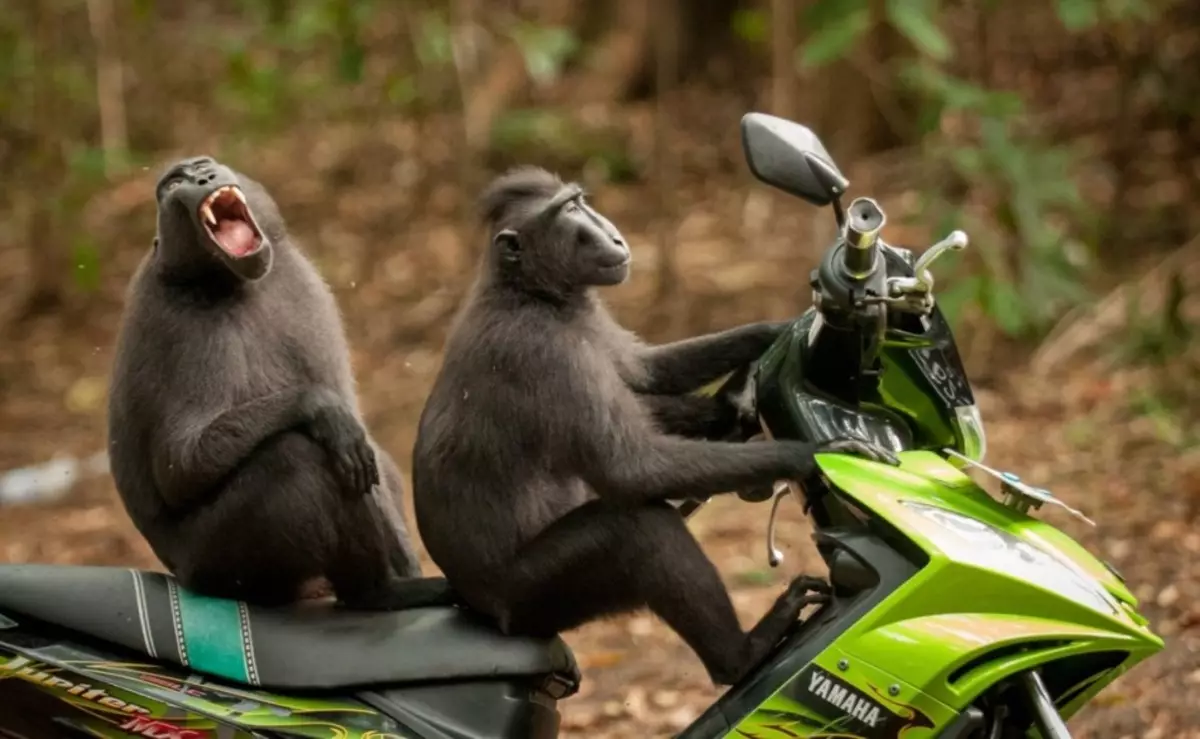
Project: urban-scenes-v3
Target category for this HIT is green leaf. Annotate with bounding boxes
[982,279,1027,336]
[900,64,1024,117]
[289,2,329,45]
[415,12,454,67]
[885,0,951,61]
[336,39,365,82]
[731,9,769,45]
[386,74,419,107]
[733,568,778,587]
[1055,0,1100,30]
[71,237,101,292]
[797,4,871,68]
[131,0,156,22]
[66,146,109,182]
[936,274,983,325]
[509,24,579,85]
[803,0,867,29]
[330,0,366,82]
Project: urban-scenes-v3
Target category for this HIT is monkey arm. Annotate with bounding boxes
[582,431,818,504]
[568,375,817,501]
[635,321,788,395]
[152,387,323,512]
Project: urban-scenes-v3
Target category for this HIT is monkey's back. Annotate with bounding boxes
[412,292,644,581]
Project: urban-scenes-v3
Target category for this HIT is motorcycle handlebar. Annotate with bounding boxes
[840,197,886,279]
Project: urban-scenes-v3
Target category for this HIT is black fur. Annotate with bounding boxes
[108,156,448,610]
[413,167,891,685]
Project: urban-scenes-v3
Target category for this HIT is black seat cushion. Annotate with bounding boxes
[0,564,578,691]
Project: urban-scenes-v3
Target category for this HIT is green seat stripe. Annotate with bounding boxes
[174,586,250,683]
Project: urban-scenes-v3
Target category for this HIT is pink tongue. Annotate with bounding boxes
[214,219,257,257]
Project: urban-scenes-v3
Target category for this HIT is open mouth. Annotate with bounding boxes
[198,186,263,258]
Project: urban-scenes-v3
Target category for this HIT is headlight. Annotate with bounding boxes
[899,500,1119,616]
[952,404,987,463]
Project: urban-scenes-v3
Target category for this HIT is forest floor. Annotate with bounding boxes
[0,98,1197,738]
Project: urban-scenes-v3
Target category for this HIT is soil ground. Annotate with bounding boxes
[0,105,1196,738]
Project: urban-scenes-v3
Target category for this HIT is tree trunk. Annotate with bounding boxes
[464,0,581,149]
[85,0,126,179]
[801,0,917,161]
[21,0,70,320]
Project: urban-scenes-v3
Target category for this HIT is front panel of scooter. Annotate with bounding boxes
[669,112,1165,739]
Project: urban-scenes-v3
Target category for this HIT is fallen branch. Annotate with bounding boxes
[1030,233,1200,375]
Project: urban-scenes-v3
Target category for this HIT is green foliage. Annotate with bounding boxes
[929,111,1093,336]
[489,108,637,184]
[1055,0,1155,30]
[731,9,769,46]
[1128,386,1194,448]
[797,0,871,69]
[793,0,1175,339]
[414,10,455,68]
[884,0,950,61]
[1117,271,1193,365]
[507,22,579,87]
[70,236,102,292]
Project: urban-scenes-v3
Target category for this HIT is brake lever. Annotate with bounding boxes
[874,229,970,317]
[766,482,790,567]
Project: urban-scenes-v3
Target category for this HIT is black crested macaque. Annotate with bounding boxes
[108,156,449,610]
[412,167,897,686]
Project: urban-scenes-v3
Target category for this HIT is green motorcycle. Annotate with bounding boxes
[0,112,1161,738]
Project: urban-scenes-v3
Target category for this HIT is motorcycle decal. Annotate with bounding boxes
[0,653,155,718]
[0,643,413,738]
[0,643,412,739]
[0,651,227,737]
[727,663,937,739]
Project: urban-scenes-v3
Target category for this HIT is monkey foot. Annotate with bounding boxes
[788,574,832,596]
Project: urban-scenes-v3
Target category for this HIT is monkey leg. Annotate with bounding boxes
[328,447,457,610]
[171,434,338,607]
[168,432,443,610]
[487,501,828,686]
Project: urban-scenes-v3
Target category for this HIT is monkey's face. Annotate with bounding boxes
[495,187,631,294]
[558,195,630,287]
[155,156,274,282]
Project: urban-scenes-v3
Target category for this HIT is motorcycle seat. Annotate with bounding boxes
[0,564,579,693]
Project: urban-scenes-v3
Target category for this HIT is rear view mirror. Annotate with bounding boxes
[740,113,849,207]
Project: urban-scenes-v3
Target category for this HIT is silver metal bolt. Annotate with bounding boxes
[888,684,900,696]
[837,659,849,671]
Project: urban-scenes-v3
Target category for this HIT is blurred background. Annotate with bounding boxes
[0,0,1197,735]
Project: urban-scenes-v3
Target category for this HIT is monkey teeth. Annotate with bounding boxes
[199,184,261,258]
[199,185,246,226]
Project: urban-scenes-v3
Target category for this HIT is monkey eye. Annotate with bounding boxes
[165,179,183,192]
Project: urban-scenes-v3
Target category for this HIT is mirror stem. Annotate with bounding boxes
[831,197,846,230]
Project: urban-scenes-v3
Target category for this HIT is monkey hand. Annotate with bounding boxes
[816,438,901,467]
[303,392,380,497]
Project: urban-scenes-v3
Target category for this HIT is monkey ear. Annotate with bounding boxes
[494,229,521,264]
